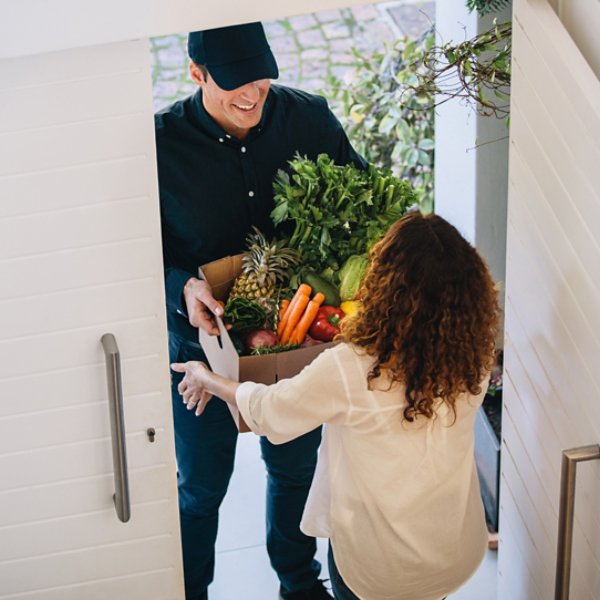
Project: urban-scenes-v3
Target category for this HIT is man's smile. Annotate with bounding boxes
[233,102,258,112]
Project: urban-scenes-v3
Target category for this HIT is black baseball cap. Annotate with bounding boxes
[187,22,279,91]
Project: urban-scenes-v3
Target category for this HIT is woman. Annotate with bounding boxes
[172,212,500,600]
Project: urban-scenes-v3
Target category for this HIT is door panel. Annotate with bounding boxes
[0,159,152,218]
[0,39,183,598]
[1,537,180,597]
[1,465,173,526]
[0,434,166,492]
[0,355,164,416]
[0,195,157,259]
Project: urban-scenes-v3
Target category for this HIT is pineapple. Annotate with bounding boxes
[229,227,300,316]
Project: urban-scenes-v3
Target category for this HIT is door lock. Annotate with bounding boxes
[146,427,156,443]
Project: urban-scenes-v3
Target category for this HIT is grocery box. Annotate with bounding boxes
[198,255,334,432]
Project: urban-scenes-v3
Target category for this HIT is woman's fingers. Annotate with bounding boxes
[182,386,198,406]
[182,386,213,414]
[195,390,213,416]
[172,361,213,416]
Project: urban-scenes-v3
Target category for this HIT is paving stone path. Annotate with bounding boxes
[151,1,434,111]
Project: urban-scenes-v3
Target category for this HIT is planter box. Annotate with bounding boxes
[474,396,502,532]
[198,255,334,432]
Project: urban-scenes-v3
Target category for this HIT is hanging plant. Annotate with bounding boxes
[410,20,512,119]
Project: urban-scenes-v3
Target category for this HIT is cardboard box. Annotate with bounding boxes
[198,255,334,432]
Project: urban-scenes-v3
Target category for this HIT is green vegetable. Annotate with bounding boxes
[302,272,341,307]
[271,153,415,276]
[250,343,300,355]
[339,254,369,301]
[223,297,267,332]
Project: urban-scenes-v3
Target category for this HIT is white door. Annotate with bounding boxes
[0,39,184,598]
[501,0,600,598]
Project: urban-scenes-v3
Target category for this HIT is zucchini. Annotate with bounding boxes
[302,272,341,307]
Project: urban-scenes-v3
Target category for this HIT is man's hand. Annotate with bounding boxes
[183,277,224,335]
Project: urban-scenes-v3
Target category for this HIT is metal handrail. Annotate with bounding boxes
[554,444,600,599]
[101,333,131,523]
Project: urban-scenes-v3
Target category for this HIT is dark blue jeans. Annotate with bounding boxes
[328,544,360,600]
[170,335,322,598]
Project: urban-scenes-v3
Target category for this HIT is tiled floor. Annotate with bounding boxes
[209,433,498,599]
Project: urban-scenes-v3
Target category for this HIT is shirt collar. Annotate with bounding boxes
[190,88,274,143]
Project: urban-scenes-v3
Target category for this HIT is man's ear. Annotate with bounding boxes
[189,61,206,87]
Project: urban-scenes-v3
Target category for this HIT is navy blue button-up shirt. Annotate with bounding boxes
[155,84,365,344]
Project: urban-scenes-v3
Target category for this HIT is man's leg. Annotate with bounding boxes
[327,544,360,600]
[260,427,324,593]
[170,336,238,600]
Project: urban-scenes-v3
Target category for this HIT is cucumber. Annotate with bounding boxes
[302,272,341,307]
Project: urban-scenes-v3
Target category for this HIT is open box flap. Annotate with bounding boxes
[198,316,239,382]
[199,255,243,301]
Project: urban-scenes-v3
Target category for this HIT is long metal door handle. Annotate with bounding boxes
[554,444,600,599]
[101,333,131,523]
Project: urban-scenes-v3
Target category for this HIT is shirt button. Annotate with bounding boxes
[248,190,255,197]
[218,138,224,143]
[241,146,247,153]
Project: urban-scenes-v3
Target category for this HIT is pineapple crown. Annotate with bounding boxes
[242,226,300,287]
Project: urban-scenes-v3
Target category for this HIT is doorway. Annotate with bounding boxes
[149,2,500,598]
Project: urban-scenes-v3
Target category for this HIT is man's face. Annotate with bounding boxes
[191,63,270,140]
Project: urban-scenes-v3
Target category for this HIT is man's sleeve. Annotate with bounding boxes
[164,266,193,317]
[322,99,368,169]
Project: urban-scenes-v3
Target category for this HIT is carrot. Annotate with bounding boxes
[278,299,290,324]
[311,292,326,306]
[289,293,326,345]
[277,284,312,337]
[280,293,311,345]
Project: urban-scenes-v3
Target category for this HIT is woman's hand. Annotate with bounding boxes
[171,361,214,416]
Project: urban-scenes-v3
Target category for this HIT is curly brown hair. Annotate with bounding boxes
[341,212,500,422]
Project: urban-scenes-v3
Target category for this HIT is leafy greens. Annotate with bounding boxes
[271,153,415,278]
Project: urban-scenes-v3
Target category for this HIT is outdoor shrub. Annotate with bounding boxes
[325,29,435,213]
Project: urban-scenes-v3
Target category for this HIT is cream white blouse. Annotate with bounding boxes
[236,343,488,600]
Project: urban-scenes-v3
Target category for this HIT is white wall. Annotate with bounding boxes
[500,0,600,597]
[559,0,600,78]
[0,0,369,59]
[434,1,511,318]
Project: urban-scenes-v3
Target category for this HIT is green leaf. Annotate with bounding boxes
[391,141,407,160]
[417,150,431,166]
[418,138,435,151]
[378,113,398,135]
[406,148,420,167]
[394,118,411,140]
[270,202,289,225]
